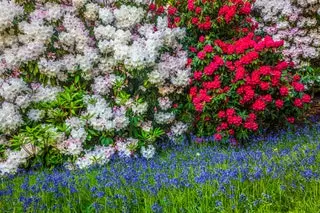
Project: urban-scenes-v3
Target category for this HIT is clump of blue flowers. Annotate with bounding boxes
[1,121,320,212]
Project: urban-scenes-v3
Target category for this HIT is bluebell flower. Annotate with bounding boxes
[253,199,260,207]
[239,193,247,202]
[253,167,263,180]
[151,203,162,213]
[280,185,286,191]
[69,186,78,193]
[215,200,222,207]
[262,193,272,201]
[301,169,314,180]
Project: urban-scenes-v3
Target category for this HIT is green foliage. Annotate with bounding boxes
[11,124,57,148]
[0,144,5,159]
[301,66,320,95]
[99,136,113,146]
[20,62,54,86]
[10,124,64,168]
[138,128,165,144]
[34,84,85,124]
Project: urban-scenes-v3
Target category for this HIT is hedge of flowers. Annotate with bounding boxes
[253,0,320,68]
[165,0,311,142]
[0,0,191,174]
[0,0,315,175]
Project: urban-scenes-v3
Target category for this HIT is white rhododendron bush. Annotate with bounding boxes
[0,0,191,174]
[254,0,320,67]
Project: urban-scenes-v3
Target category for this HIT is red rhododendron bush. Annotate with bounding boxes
[160,0,311,142]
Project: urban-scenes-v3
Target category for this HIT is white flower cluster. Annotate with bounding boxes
[84,95,130,131]
[149,50,190,88]
[254,0,320,67]
[0,0,190,174]
[57,116,88,156]
[116,138,138,158]
[31,85,63,103]
[66,116,86,130]
[140,145,155,159]
[0,0,23,32]
[0,102,23,134]
[57,138,83,156]
[158,97,172,110]
[91,74,117,95]
[0,17,53,72]
[114,5,145,29]
[154,112,175,124]
[27,109,45,122]
[170,122,188,137]
[75,145,115,169]
[0,77,30,102]
[132,102,148,115]
[0,143,37,175]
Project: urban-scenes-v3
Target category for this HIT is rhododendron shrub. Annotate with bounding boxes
[253,0,320,91]
[253,0,320,68]
[161,0,257,44]
[189,33,310,142]
[0,0,191,174]
[163,0,311,142]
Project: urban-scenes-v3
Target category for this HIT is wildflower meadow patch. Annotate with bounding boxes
[1,121,320,212]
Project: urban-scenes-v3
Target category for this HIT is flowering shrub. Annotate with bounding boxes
[253,0,320,68]
[0,0,191,174]
[164,0,311,142]
[190,33,310,142]
[162,0,257,43]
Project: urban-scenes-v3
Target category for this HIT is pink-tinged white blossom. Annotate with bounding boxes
[91,74,117,95]
[141,145,155,159]
[75,145,115,169]
[254,0,320,66]
[0,0,23,32]
[0,143,37,175]
[57,138,83,156]
[0,102,23,134]
[27,109,45,122]
[158,97,172,110]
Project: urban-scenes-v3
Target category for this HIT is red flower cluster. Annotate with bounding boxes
[148,4,165,15]
[215,34,284,55]
[244,113,258,131]
[190,87,212,112]
[167,0,256,32]
[203,56,224,75]
[218,0,252,23]
[189,33,310,141]
[218,5,237,23]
